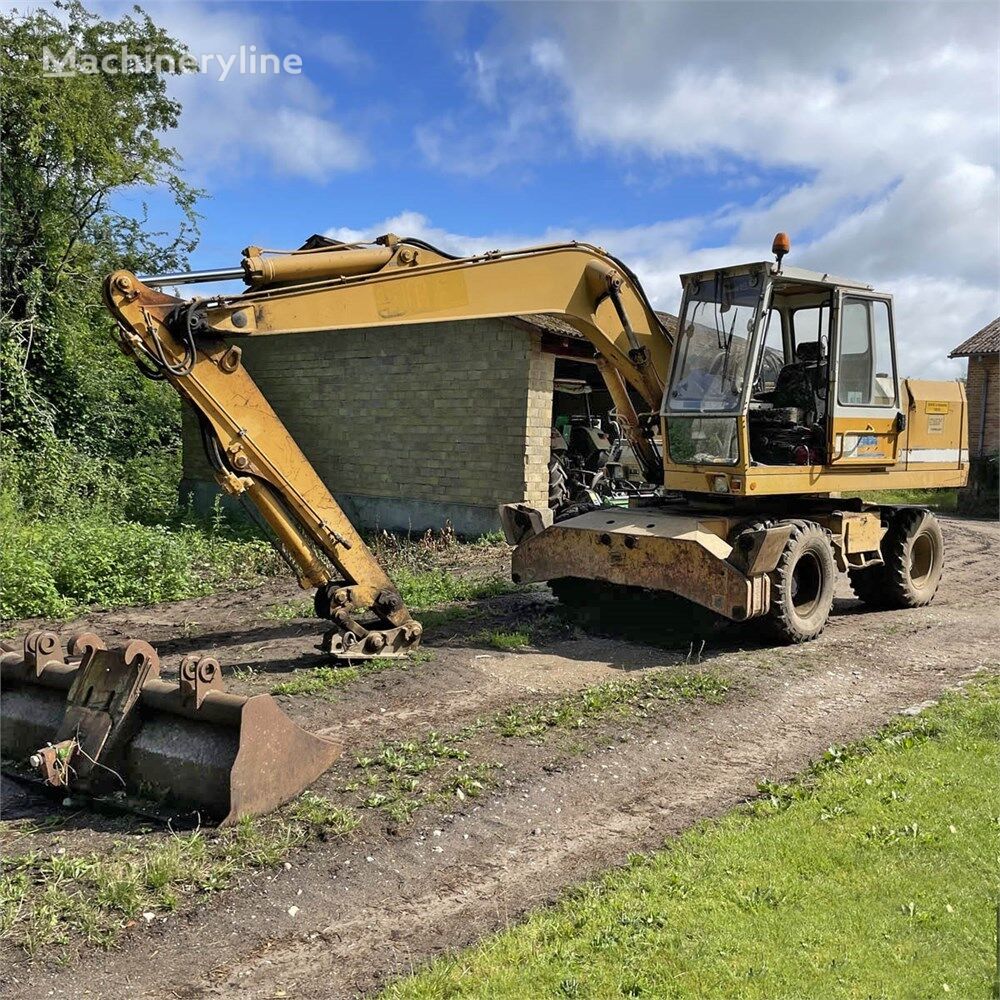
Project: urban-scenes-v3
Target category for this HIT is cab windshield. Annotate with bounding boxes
[666,270,764,413]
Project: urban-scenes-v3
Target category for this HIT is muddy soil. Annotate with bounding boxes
[2,514,998,999]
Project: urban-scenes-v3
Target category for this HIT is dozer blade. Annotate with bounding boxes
[500,504,773,622]
[0,631,340,825]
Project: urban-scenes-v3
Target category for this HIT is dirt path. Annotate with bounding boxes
[3,515,997,999]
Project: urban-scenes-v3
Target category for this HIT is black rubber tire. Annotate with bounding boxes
[846,562,889,607]
[548,456,568,509]
[849,509,943,609]
[764,521,837,643]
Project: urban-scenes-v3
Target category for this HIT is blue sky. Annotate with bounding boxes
[29,0,1000,377]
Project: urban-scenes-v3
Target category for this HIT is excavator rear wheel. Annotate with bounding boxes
[764,520,836,644]
[848,508,943,609]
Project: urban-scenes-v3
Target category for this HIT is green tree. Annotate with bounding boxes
[0,0,201,458]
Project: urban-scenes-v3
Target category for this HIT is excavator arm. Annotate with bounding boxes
[103,236,673,658]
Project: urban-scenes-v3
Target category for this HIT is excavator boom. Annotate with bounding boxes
[103,235,674,658]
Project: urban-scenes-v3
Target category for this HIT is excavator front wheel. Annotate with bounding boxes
[764,521,836,644]
[849,508,944,609]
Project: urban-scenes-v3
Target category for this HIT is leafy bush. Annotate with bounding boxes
[0,509,281,620]
[0,438,281,620]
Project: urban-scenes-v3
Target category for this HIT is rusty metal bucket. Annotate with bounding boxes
[0,631,340,825]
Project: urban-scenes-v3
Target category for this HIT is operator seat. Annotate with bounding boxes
[764,341,828,421]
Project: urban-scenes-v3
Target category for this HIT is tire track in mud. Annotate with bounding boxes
[4,516,998,1000]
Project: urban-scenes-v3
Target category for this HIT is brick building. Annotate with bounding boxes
[181,312,675,536]
[949,317,999,509]
[950,317,999,458]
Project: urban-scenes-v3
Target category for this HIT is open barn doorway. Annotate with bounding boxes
[547,357,656,508]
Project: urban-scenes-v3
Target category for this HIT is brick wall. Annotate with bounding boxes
[966,354,999,457]
[181,318,555,535]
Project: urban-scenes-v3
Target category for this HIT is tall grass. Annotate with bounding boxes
[0,438,281,620]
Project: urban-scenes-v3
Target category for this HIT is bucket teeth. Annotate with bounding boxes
[0,632,340,824]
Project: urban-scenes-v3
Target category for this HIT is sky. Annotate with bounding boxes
[20,0,1000,378]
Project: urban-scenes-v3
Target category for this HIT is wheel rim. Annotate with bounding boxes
[910,531,936,587]
[791,552,823,617]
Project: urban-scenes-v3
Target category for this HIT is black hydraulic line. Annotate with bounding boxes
[195,413,309,583]
[606,283,644,359]
[399,236,461,261]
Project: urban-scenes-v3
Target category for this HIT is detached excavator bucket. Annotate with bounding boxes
[0,631,340,825]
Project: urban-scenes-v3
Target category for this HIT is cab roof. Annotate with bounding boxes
[679,261,874,292]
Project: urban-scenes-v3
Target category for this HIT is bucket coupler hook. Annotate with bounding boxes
[23,630,64,677]
[313,581,423,660]
[179,654,224,709]
[31,635,157,792]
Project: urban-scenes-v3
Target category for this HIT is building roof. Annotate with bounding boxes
[950,317,1000,357]
[514,311,678,341]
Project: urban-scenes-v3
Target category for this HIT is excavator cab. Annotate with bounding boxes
[659,247,928,494]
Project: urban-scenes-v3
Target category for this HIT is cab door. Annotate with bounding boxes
[828,293,901,465]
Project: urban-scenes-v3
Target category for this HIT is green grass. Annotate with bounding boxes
[856,487,959,512]
[383,677,1000,999]
[271,655,415,698]
[472,531,507,547]
[393,569,521,611]
[493,671,729,739]
[347,671,730,825]
[479,628,534,651]
[267,597,315,620]
[0,796,358,955]
[288,792,361,837]
[349,730,501,824]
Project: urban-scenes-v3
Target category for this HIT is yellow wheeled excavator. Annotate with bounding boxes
[1,231,967,821]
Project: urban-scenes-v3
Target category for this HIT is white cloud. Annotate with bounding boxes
[159,3,367,181]
[405,0,998,377]
[73,0,368,181]
[326,205,995,380]
[533,9,996,179]
[309,32,372,74]
[415,102,553,177]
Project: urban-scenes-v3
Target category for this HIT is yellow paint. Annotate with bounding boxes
[903,379,968,453]
[375,271,469,319]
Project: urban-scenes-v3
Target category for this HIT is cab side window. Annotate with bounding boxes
[791,304,830,358]
[838,298,896,406]
[755,308,785,392]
